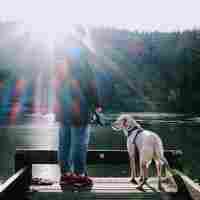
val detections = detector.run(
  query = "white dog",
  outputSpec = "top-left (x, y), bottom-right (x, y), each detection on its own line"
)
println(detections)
top-left (112, 114), bottom-right (169, 190)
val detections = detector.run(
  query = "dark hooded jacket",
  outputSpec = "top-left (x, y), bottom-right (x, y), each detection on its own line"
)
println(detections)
top-left (54, 36), bottom-right (100, 126)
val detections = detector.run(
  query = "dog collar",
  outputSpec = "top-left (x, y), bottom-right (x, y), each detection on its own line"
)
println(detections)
top-left (127, 126), bottom-right (142, 137)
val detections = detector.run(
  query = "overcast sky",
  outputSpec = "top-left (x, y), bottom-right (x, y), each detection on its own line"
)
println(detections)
top-left (0, 0), bottom-right (200, 32)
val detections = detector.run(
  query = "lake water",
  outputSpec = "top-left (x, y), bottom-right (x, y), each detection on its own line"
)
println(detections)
top-left (0, 112), bottom-right (200, 182)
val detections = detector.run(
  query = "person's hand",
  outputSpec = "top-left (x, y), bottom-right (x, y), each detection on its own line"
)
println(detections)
top-left (96, 107), bottom-right (102, 113)
top-left (43, 113), bottom-right (55, 123)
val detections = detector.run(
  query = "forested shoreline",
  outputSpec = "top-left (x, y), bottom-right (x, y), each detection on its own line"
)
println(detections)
top-left (0, 22), bottom-right (200, 115)
top-left (90, 27), bottom-right (200, 113)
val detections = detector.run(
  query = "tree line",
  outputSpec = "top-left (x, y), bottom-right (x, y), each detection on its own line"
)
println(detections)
top-left (90, 27), bottom-right (200, 113)
top-left (0, 22), bottom-right (200, 117)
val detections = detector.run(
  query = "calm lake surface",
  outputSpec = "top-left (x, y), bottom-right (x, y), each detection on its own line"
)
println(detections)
top-left (0, 112), bottom-right (200, 182)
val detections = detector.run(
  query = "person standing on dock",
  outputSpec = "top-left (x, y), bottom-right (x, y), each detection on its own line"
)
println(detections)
top-left (54, 25), bottom-right (102, 187)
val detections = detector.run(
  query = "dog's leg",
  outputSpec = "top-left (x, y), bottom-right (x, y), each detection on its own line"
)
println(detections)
top-left (139, 159), bottom-right (144, 182)
top-left (155, 160), bottom-right (164, 191)
top-left (129, 157), bottom-right (137, 184)
top-left (136, 161), bottom-right (148, 190)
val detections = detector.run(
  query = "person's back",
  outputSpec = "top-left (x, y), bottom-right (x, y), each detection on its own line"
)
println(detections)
top-left (54, 34), bottom-right (99, 126)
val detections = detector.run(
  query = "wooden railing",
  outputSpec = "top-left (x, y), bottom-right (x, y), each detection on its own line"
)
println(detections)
top-left (15, 148), bottom-right (183, 169)
top-left (0, 166), bottom-right (31, 200)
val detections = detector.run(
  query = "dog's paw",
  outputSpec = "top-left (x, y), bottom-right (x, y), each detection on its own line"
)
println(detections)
top-left (139, 177), bottom-right (144, 182)
top-left (136, 178), bottom-right (147, 190)
top-left (158, 184), bottom-right (165, 191)
top-left (136, 184), bottom-right (144, 191)
top-left (158, 181), bottom-right (165, 191)
top-left (129, 178), bottom-right (138, 185)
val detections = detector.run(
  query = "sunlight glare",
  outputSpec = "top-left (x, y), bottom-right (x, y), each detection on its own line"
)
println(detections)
top-left (23, 17), bottom-right (73, 49)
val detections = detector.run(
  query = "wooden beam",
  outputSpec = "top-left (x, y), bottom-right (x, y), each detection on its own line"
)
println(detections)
top-left (15, 148), bottom-right (183, 169)
top-left (0, 167), bottom-right (31, 200)
top-left (172, 169), bottom-right (200, 200)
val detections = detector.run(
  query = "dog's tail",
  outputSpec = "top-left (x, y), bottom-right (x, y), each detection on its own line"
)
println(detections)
top-left (161, 156), bottom-right (170, 169)
top-left (161, 156), bottom-right (175, 176)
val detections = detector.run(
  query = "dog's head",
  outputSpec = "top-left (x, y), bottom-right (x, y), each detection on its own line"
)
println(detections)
top-left (111, 114), bottom-right (141, 136)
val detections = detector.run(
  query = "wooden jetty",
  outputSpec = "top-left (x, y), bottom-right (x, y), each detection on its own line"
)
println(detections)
top-left (0, 148), bottom-right (199, 200)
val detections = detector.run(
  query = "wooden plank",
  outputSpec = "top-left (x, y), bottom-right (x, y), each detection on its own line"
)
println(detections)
top-left (28, 176), bottom-right (179, 200)
top-left (30, 177), bottom-right (177, 193)
top-left (0, 166), bottom-right (31, 200)
top-left (27, 165), bottom-right (191, 200)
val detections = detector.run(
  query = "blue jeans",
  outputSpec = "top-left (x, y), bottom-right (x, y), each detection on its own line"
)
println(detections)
top-left (58, 123), bottom-right (90, 175)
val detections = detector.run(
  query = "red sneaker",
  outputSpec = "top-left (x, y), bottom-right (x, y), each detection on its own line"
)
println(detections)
top-left (60, 173), bottom-right (77, 185)
top-left (74, 175), bottom-right (93, 187)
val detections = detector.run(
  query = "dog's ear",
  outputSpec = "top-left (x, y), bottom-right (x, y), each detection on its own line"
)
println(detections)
top-left (122, 118), bottom-right (128, 127)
